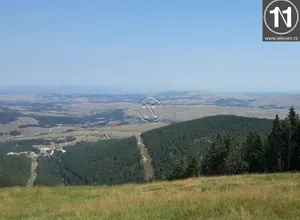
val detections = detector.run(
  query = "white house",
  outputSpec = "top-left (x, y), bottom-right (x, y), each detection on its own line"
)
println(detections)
top-left (56, 148), bottom-right (66, 153)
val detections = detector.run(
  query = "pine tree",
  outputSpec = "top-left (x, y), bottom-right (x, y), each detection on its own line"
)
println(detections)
top-left (169, 157), bottom-right (188, 180)
top-left (287, 106), bottom-right (300, 170)
top-left (279, 106), bottom-right (300, 172)
top-left (201, 134), bottom-right (229, 175)
top-left (224, 142), bottom-right (247, 175)
top-left (288, 106), bottom-right (298, 128)
top-left (295, 124), bottom-right (300, 170)
top-left (266, 114), bottom-right (283, 172)
top-left (155, 168), bottom-right (167, 180)
top-left (185, 157), bottom-right (201, 177)
top-left (243, 132), bottom-right (265, 173)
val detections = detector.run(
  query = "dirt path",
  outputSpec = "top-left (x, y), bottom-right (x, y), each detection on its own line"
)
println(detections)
top-left (26, 157), bottom-right (38, 187)
top-left (136, 135), bottom-right (154, 182)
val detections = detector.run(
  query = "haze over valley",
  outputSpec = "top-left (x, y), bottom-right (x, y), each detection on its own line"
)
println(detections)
top-left (1, 0), bottom-right (300, 219)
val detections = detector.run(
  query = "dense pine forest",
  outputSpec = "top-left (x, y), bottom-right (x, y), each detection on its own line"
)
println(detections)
top-left (143, 107), bottom-right (300, 181)
top-left (0, 155), bottom-right (31, 187)
top-left (0, 140), bottom-right (41, 187)
top-left (201, 107), bottom-right (300, 176)
top-left (141, 115), bottom-right (274, 180)
top-left (35, 137), bottom-right (144, 186)
top-left (1, 108), bottom-right (300, 187)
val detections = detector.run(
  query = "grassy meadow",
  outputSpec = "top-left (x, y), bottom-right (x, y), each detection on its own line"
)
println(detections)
top-left (1, 173), bottom-right (300, 220)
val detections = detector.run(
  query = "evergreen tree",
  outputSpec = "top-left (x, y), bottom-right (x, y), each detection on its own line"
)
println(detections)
top-left (287, 106), bottom-right (300, 170)
top-left (201, 134), bottom-right (229, 175)
top-left (288, 106), bottom-right (298, 128)
top-left (280, 118), bottom-right (292, 171)
top-left (266, 114), bottom-right (283, 172)
top-left (224, 142), bottom-right (247, 175)
top-left (169, 157), bottom-right (188, 180)
top-left (243, 132), bottom-right (265, 173)
top-left (295, 124), bottom-right (300, 170)
top-left (155, 168), bottom-right (167, 180)
top-left (185, 156), bottom-right (201, 177)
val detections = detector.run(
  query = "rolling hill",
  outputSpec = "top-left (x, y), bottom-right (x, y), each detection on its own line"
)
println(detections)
top-left (141, 115), bottom-right (274, 178)
top-left (31, 115), bottom-right (275, 186)
top-left (2, 110), bottom-right (299, 188)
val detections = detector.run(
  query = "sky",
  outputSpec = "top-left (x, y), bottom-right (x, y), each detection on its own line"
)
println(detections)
top-left (0, 0), bottom-right (299, 93)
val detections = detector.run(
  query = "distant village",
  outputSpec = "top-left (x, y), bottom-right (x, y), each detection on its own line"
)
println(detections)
top-left (5, 133), bottom-right (110, 160)
top-left (7, 147), bottom-right (66, 158)
top-left (6, 137), bottom-right (68, 159)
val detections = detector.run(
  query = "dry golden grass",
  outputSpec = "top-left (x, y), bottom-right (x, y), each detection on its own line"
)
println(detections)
top-left (3, 122), bottom-right (164, 142)
top-left (126, 105), bottom-right (289, 121)
top-left (0, 173), bottom-right (300, 220)
top-left (0, 117), bottom-right (38, 133)
top-left (101, 123), bottom-right (168, 133)
top-left (66, 102), bottom-right (139, 114)
top-left (253, 94), bottom-right (300, 108)
top-left (101, 123), bottom-right (169, 138)
top-left (104, 131), bottom-right (141, 138)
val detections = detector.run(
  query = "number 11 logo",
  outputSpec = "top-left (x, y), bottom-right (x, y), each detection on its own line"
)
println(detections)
top-left (270, 6), bottom-right (292, 28)
top-left (263, 0), bottom-right (299, 35)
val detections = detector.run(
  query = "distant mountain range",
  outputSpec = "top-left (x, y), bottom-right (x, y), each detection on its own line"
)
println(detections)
top-left (0, 87), bottom-right (300, 109)
top-left (0, 86), bottom-right (140, 95)
top-left (152, 90), bottom-right (300, 109)
top-left (1, 86), bottom-right (299, 96)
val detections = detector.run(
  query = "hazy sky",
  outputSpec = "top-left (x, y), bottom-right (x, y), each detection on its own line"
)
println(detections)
top-left (1, 0), bottom-right (299, 93)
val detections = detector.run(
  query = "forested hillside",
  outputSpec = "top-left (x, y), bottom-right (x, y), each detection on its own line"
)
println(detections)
top-left (0, 155), bottom-right (31, 187)
top-left (2, 109), bottom-right (300, 188)
top-left (35, 136), bottom-right (144, 186)
top-left (141, 115), bottom-right (274, 179)
top-left (200, 107), bottom-right (300, 177)
top-left (141, 107), bottom-right (300, 181)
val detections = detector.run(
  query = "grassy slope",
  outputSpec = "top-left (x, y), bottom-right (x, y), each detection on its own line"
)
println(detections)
top-left (1, 173), bottom-right (300, 220)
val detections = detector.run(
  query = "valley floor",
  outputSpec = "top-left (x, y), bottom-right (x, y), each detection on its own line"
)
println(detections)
top-left (1, 173), bottom-right (300, 220)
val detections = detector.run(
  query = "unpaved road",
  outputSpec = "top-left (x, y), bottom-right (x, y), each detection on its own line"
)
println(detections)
top-left (26, 157), bottom-right (38, 187)
top-left (137, 136), bottom-right (154, 181)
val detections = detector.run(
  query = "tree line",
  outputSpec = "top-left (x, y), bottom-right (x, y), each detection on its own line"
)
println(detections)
top-left (157, 107), bottom-right (300, 180)
top-left (141, 115), bottom-right (274, 180)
